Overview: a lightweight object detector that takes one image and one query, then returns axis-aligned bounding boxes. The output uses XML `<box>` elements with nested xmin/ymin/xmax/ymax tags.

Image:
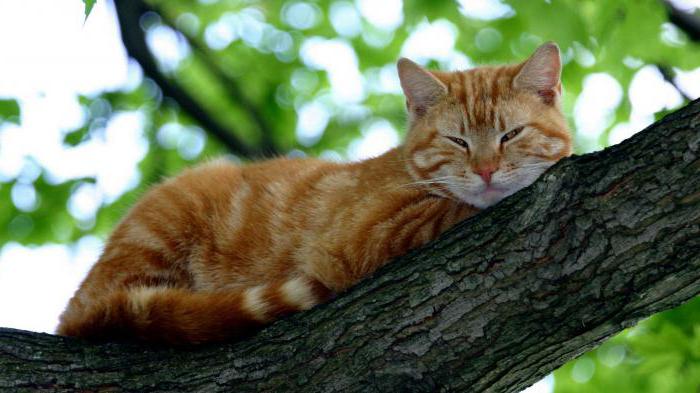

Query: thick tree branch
<box><xmin>1</xmin><ymin>100</ymin><xmax>699</xmax><ymax>392</ymax></box>
<box><xmin>113</xmin><ymin>0</ymin><xmax>272</xmax><ymax>159</ymax></box>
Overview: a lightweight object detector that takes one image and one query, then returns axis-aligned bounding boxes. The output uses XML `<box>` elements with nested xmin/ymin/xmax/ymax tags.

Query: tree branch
<box><xmin>1</xmin><ymin>99</ymin><xmax>699</xmax><ymax>392</ymax></box>
<box><xmin>113</xmin><ymin>0</ymin><xmax>270</xmax><ymax>159</ymax></box>
<box><xmin>659</xmin><ymin>1</ymin><xmax>700</xmax><ymax>101</ymax></box>
<box><xmin>664</xmin><ymin>0</ymin><xmax>700</xmax><ymax>41</ymax></box>
<box><xmin>656</xmin><ymin>64</ymin><xmax>693</xmax><ymax>102</ymax></box>
<box><xmin>146</xmin><ymin>1</ymin><xmax>280</xmax><ymax>154</ymax></box>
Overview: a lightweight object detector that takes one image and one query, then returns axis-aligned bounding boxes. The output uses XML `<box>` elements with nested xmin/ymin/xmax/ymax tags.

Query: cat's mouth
<box><xmin>461</xmin><ymin>184</ymin><xmax>512</xmax><ymax>209</ymax></box>
<box><xmin>482</xmin><ymin>185</ymin><xmax>507</xmax><ymax>195</ymax></box>
<box><xmin>447</xmin><ymin>181</ymin><xmax>513</xmax><ymax>209</ymax></box>
<box><xmin>480</xmin><ymin>184</ymin><xmax>512</xmax><ymax>201</ymax></box>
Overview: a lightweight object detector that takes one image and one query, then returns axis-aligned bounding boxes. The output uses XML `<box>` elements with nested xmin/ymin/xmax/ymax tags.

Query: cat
<box><xmin>57</xmin><ymin>42</ymin><xmax>571</xmax><ymax>345</ymax></box>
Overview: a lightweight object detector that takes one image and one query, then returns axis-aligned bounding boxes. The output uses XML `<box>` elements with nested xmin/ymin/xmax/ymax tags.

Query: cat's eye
<box><xmin>446</xmin><ymin>136</ymin><xmax>469</xmax><ymax>150</ymax></box>
<box><xmin>501</xmin><ymin>126</ymin><xmax>524</xmax><ymax>144</ymax></box>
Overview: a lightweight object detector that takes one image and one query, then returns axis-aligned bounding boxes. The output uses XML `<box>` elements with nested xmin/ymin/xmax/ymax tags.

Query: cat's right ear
<box><xmin>397</xmin><ymin>58</ymin><xmax>447</xmax><ymax>118</ymax></box>
<box><xmin>513</xmin><ymin>42</ymin><xmax>562</xmax><ymax>105</ymax></box>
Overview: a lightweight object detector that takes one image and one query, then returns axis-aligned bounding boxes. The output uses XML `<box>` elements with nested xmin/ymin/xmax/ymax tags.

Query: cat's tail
<box><xmin>57</xmin><ymin>276</ymin><xmax>333</xmax><ymax>345</ymax></box>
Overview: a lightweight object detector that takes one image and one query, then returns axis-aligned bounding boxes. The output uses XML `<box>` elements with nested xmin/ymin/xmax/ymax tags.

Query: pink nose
<box><xmin>474</xmin><ymin>166</ymin><xmax>497</xmax><ymax>185</ymax></box>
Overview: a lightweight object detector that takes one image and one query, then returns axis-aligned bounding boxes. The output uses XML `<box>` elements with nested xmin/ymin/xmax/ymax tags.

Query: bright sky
<box><xmin>0</xmin><ymin>0</ymin><xmax>135</xmax><ymax>333</ymax></box>
<box><xmin>0</xmin><ymin>1</ymin><xmax>698</xmax><ymax>391</ymax></box>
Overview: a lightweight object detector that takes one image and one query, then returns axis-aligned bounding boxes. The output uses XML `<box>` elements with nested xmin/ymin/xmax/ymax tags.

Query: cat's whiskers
<box><xmin>400</xmin><ymin>176</ymin><xmax>465</xmax><ymax>189</ymax></box>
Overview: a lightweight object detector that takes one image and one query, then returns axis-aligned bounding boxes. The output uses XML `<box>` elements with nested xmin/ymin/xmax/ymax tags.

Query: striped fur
<box><xmin>57</xmin><ymin>43</ymin><xmax>571</xmax><ymax>345</ymax></box>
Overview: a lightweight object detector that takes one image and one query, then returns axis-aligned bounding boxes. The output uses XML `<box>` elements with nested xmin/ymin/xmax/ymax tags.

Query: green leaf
<box><xmin>0</xmin><ymin>98</ymin><xmax>20</xmax><ymax>123</ymax></box>
<box><xmin>82</xmin><ymin>0</ymin><xmax>96</xmax><ymax>19</ymax></box>
<box><xmin>63</xmin><ymin>126</ymin><xmax>90</xmax><ymax>147</ymax></box>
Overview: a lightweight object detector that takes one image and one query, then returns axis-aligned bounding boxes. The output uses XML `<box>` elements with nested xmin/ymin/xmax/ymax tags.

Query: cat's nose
<box><xmin>474</xmin><ymin>165</ymin><xmax>498</xmax><ymax>185</ymax></box>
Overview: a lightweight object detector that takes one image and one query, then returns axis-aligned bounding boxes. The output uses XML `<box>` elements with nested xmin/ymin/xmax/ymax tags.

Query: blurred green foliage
<box><xmin>554</xmin><ymin>297</ymin><xmax>700</xmax><ymax>392</ymax></box>
<box><xmin>2</xmin><ymin>0</ymin><xmax>699</xmax><ymax>390</ymax></box>
<box><xmin>83</xmin><ymin>0</ymin><xmax>96</xmax><ymax>18</ymax></box>
<box><xmin>0</xmin><ymin>99</ymin><xmax>19</xmax><ymax>123</ymax></box>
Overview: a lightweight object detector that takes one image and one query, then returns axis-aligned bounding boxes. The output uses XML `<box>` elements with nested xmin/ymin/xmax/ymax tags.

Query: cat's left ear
<box><xmin>397</xmin><ymin>58</ymin><xmax>447</xmax><ymax>117</ymax></box>
<box><xmin>513</xmin><ymin>42</ymin><xmax>561</xmax><ymax>105</ymax></box>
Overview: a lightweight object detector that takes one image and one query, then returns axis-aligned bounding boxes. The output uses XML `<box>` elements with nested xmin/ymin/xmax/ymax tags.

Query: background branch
<box><xmin>664</xmin><ymin>0</ymin><xmax>700</xmax><ymax>41</ymax></box>
<box><xmin>660</xmin><ymin>1</ymin><xmax>700</xmax><ymax>102</ymax></box>
<box><xmin>113</xmin><ymin>1</ymin><xmax>273</xmax><ymax>159</ymax></box>
<box><xmin>1</xmin><ymin>98</ymin><xmax>698</xmax><ymax>392</ymax></box>
<box><xmin>656</xmin><ymin>64</ymin><xmax>693</xmax><ymax>101</ymax></box>
<box><xmin>145</xmin><ymin>0</ymin><xmax>280</xmax><ymax>155</ymax></box>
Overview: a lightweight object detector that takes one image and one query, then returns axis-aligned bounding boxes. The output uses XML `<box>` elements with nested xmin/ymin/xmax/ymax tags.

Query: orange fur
<box><xmin>57</xmin><ymin>43</ymin><xmax>571</xmax><ymax>345</ymax></box>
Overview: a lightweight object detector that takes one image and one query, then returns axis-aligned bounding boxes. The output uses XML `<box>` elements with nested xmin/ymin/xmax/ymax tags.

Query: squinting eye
<box><xmin>446</xmin><ymin>136</ymin><xmax>469</xmax><ymax>150</ymax></box>
<box><xmin>501</xmin><ymin>126</ymin><xmax>524</xmax><ymax>144</ymax></box>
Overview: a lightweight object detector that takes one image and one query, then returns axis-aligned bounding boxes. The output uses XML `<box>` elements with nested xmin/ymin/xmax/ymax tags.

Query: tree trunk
<box><xmin>1</xmin><ymin>100</ymin><xmax>699</xmax><ymax>393</ymax></box>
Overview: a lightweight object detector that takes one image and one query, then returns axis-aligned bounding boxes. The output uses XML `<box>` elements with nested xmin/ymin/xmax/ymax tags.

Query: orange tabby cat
<box><xmin>58</xmin><ymin>42</ymin><xmax>571</xmax><ymax>345</ymax></box>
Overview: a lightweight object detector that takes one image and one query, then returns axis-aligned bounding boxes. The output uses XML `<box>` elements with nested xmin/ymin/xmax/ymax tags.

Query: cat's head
<box><xmin>398</xmin><ymin>42</ymin><xmax>572</xmax><ymax>209</ymax></box>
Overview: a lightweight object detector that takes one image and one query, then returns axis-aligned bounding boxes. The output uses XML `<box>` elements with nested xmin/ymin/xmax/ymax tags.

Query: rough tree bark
<box><xmin>1</xmin><ymin>100</ymin><xmax>699</xmax><ymax>392</ymax></box>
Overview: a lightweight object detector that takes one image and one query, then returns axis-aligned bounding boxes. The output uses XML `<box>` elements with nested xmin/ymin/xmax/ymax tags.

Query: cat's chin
<box><xmin>457</xmin><ymin>186</ymin><xmax>513</xmax><ymax>209</ymax></box>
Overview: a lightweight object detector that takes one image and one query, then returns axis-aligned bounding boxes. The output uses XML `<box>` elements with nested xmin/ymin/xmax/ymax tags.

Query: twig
<box><xmin>658</xmin><ymin>1</ymin><xmax>700</xmax><ymax>101</ymax></box>
<box><xmin>656</xmin><ymin>64</ymin><xmax>693</xmax><ymax>101</ymax></box>
<box><xmin>664</xmin><ymin>0</ymin><xmax>700</xmax><ymax>41</ymax></box>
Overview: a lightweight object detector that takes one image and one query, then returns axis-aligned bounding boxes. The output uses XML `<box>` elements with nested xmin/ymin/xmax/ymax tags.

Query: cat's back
<box><xmin>155</xmin><ymin>156</ymin><xmax>326</xmax><ymax>200</ymax></box>
<box><xmin>107</xmin><ymin>157</ymin><xmax>332</xmax><ymax>259</ymax></box>
<box><xmin>123</xmin><ymin>156</ymin><xmax>330</xmax><ymax>228</ymax></box>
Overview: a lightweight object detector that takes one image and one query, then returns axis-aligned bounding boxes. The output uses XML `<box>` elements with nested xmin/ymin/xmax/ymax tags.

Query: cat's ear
<box><xmin>513</xmin><ymin>42</ymin><xmax>561</xmax><ymax>105</ymax></box>
<box><xmin>397</xmin><ymin>58</ymin><xmax>447</xmax><ymax>117</ymax></box>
